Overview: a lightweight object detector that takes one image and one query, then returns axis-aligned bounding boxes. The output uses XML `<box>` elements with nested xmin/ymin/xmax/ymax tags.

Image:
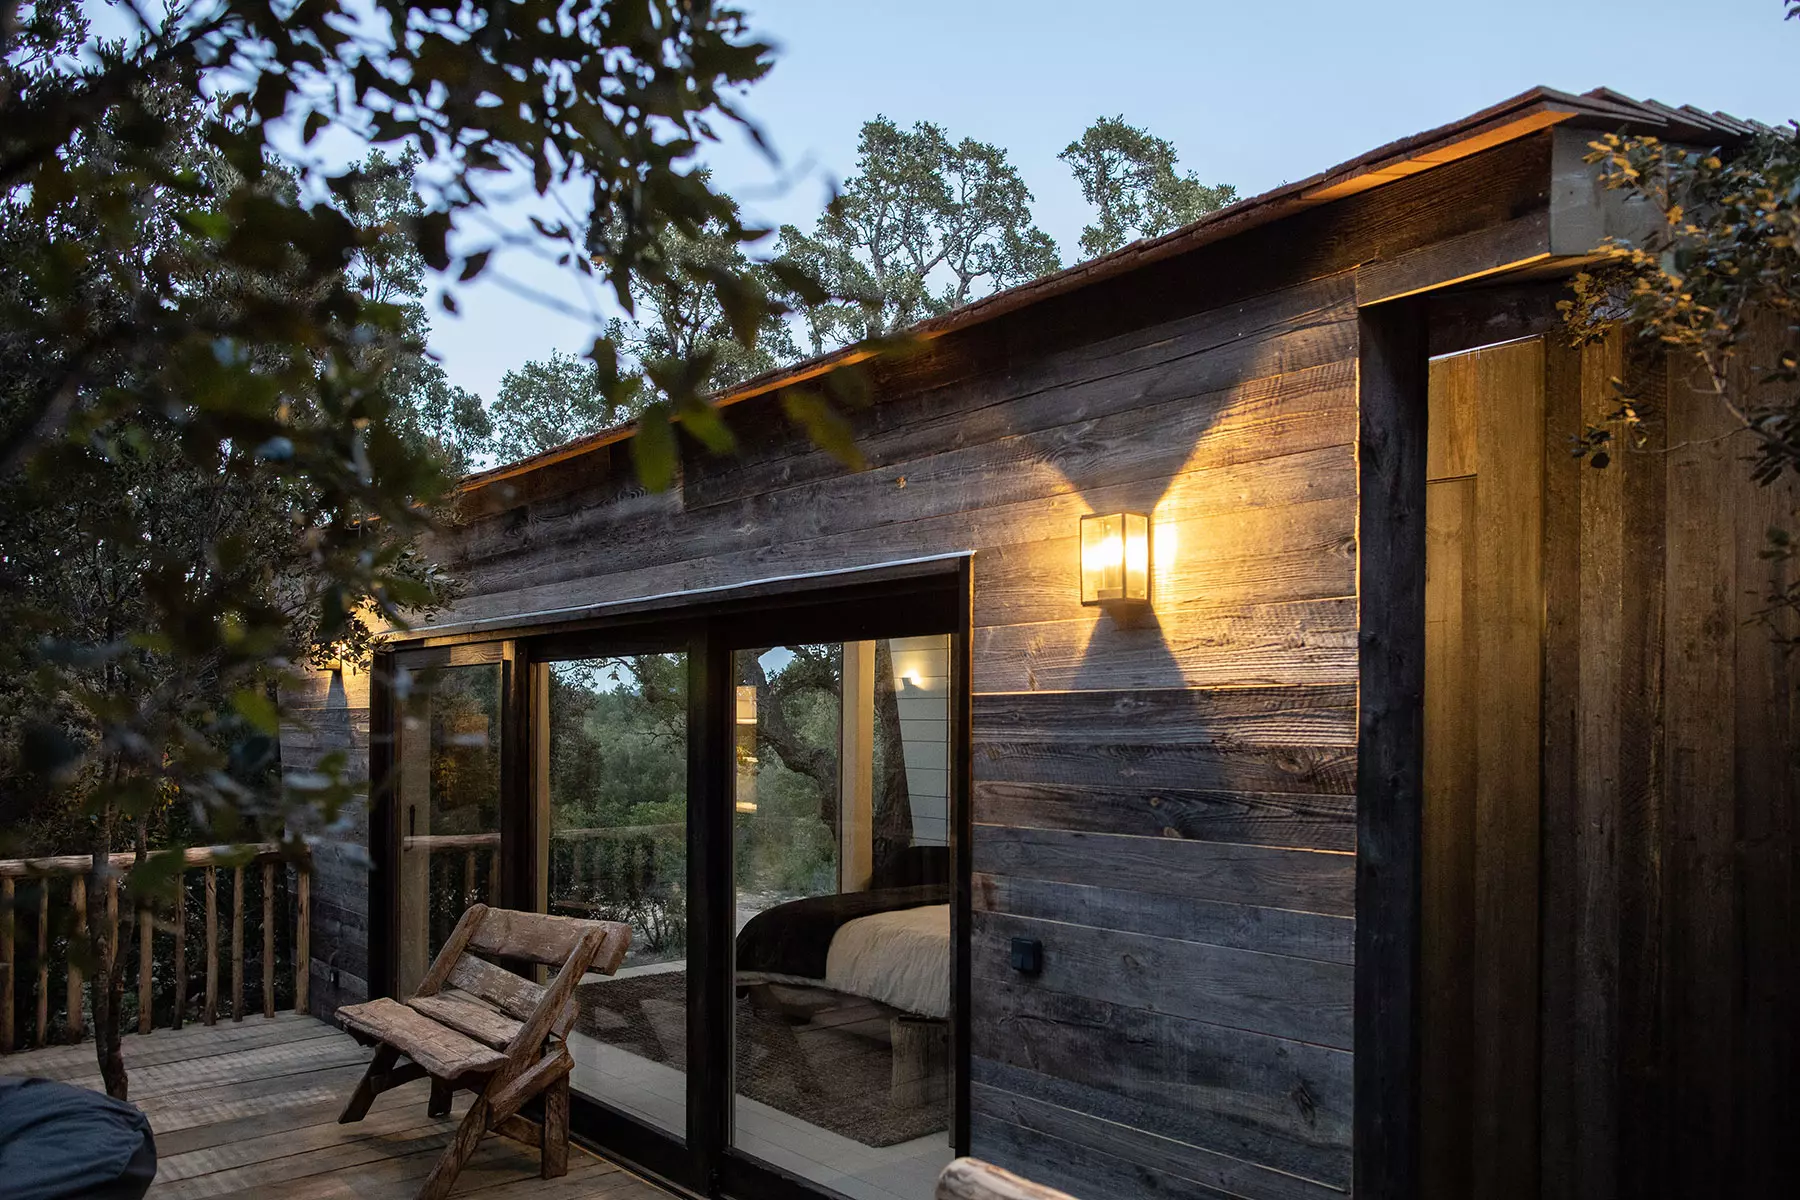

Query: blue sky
<box><xmin>431</xmin><ymin>0</ymin><xmax>1798</xmax><ymax>403</ymax></box>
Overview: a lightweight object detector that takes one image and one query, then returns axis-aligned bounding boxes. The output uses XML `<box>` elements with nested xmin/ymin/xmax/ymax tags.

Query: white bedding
<box><xmin>824</xmin><ymin>903</ymin><xmax>950</xmax><ymax>1019</ymax></box>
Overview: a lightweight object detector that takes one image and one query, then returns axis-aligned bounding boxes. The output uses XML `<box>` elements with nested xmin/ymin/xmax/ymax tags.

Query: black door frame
<box><xmin>367</xmin><ymin>559</ymin><xmax>974</xmax><ymax>1199</ymax></box>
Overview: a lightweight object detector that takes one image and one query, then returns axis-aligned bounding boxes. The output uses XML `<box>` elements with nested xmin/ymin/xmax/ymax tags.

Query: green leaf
<box><xmin>231</xmin><ymin>688</ymin><xmax>281</xmax><ymax>736</ymax></box>
<box><xmin>781</xmin><ymin>390</ymin><xmax>865</xmax><ymax>470</ymax></box>
<box><xmin>630</xmin><ymin>403</ymin><xmax>679</xmax><ymax>491</ymax></box>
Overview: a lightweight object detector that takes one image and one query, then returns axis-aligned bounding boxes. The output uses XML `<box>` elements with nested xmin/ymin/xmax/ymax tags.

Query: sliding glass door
<box><xmin>540</xmin><ymin>651</ymin><xmax>691</xmax><ymax>1141</ymax></box>
<box><xmin>730</xmin><ymin>637</ymin><xmax>955</xmax><ymax>1200</ymax></box>
<box><xmin>393</xmin><ymin>658</ymin><xmax>504</xmax><ymax>998</ymax></box>
<box><xmin>381</xmin><ymin>574</ymin><xmax>967</xmax><ymax>1200</ymax></box>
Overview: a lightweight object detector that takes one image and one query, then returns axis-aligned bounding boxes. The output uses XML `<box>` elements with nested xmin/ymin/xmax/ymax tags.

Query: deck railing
<box><xmin>0</xmin><ymin>844</ymin><xmax>311</xmax><ymax>1054</ymax></box>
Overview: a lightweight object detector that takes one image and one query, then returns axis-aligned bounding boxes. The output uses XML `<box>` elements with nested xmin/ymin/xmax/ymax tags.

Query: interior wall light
<box><xmin>1080</xmin><ymin>512</ymin><xmax>1151</xmax><ymax>609</ymax></box>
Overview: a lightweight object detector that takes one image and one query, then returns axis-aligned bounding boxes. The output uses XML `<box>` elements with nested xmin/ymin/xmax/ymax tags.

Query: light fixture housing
<box><xmin>1080</xmin><ymin>512</ymin><xmax>1151</xmax><ymax>608</ymax></box>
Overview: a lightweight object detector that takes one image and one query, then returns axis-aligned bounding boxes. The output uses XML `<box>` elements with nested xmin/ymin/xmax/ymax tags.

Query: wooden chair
<box><xmin>334</xmin><ymin>903</ymin><xmax>630</xmax><ymax>1200</ymax></box>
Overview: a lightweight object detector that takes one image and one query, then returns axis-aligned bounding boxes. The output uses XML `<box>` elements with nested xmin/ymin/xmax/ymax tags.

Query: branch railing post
<box><xmin>0</xmin><ymin>844</ymin><xmax>311</xmax><ymax>1054</ymax></box>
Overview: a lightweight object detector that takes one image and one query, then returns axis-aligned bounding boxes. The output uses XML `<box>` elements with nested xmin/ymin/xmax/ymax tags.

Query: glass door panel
<box><xmin>395</xmin><ymin>661</ymin><xmax>503</xmax><ymax>999</ymax></box>
<box><xmin>731</xmin><ymin>638</ymin><xmax>954</xmax><ymax>1200</ymax></box>
<box><xmin>544</xmin><ymin>654</ymin><xmax>689</xmax><ymax>1140</ymax></box>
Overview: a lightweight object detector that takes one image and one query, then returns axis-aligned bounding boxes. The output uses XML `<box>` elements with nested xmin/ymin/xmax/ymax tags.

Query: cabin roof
<box><xmin>460</xmin><ymin>86</ymin><xmax>1764</xmax><ymax>499</ymax></box>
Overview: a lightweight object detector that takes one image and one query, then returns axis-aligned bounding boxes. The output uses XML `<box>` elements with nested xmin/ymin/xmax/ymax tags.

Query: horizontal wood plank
<box><xmin>974</xmin><ymin>825</ymin><xmax>1355</xmax><ymax>916</ymax></box>
<box><xmin>974</xmin><ymin>780</ymin><xmax>1355</xmax><ymax>851</ymax></box>
<box><xmin>973</xmin><ymin>910</ymin><xmax>1354</xmax><ymax>1048</ymax></box>
<box><xmin>975</xmin><ymin>873</ymin><xmax>1355</xmax><ymax>964</ymax></box>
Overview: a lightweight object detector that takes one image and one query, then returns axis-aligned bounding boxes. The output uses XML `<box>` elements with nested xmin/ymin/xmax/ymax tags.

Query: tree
<box><xmin>488</xmin><ymin>350</ymin><xmax>630</xmax><ymax>464</ymax></box>
<box><xmin>341</xmin><ymin>146</ymin><xmax>491</xmax><ymax>474</ymax></box>
<box><xmin>1061</xmin><ymin>115</ymin><xmax>1237</xmax><ymax>259</ymax></box>
<box><xmin>1</xmin><ymin>0</ymin><xmax>822</xmax><ymax>1097</ymax></box>
<box><xmin>778</xmin><ymin>116</ymin><xmax>1060</xmax><ymax>352</ymax></box>
<box><xmin>584</xmin><ymin>178</ymin><xmax>803</xmax><ymax>475</ymax></box>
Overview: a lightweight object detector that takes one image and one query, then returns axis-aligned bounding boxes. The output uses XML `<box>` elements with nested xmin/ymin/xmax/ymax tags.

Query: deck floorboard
<box><xmin>3</xmin><ymin>1013</ymin><xmax>675</xmax><ymax>1200</ymax></box>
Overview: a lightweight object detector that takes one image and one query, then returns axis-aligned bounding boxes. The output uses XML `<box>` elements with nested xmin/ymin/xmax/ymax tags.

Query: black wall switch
<box><xmin>1010</xmin><ymin>936</ymin><xmax>1043</xmax><ymax>975</ymax></box>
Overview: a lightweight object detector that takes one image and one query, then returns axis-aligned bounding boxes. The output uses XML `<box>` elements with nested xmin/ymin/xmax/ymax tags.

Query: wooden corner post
<box><xmin>1355</xmin><ymin>298</ymin><xmax>1428</xmax><ymax>1200</ymax></box>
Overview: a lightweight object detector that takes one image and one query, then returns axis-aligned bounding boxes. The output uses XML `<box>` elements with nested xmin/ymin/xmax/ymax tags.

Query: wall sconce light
<box><xmin>1080</xmin><ymin>512</ymin><xmax>1151</xmax><ymax>609</ymax></box>
<box><xmin>736</xmin><ymin>686</ymin><xmax>758</xmax><ymax>725</ymax></box>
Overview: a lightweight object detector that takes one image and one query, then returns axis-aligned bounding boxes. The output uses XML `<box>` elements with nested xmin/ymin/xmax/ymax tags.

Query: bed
<box><xmin>734</xmin><ymin>877</ymin><xmax>951</xmax><ymax>1109</ymax></box>
<box><xmin>732</xmin><ymin>846</ymin><xmax>952</xmax><ymax>1019</ymax></box>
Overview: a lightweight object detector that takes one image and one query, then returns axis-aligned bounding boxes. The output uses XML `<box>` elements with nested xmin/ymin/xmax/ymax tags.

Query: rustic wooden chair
<box><xmin>334</xmin><ymin>903</ymin><xmax>630</xmax><ymax>1200</ymax></box>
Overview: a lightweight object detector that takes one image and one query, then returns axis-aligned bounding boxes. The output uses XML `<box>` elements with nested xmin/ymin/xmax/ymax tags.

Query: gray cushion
<box><xmin>0</xmin><ymin>1076</ymin><xmax>156</xmax><ymax>1199</ymax></box>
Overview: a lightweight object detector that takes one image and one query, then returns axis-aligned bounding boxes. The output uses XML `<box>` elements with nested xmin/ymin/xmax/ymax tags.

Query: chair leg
<box><xmin>417</xmin><ymin>1094</ymin><xmax>489</xmax><ymax>1200</ymax></box>
<box><xmin>542</xmin><ymin>1074</ymin><xmax>570</xmax><ymax>1179</ymax></box>
<box><xmin>428</xmin><ymin>1078</ymin><xmax>453</xmax><ymax>1118</ymax></box>
<box><xmin>339</xmin><ymin>1045</ymin><xmax>399</xmax><ymax>1124</ymax></box>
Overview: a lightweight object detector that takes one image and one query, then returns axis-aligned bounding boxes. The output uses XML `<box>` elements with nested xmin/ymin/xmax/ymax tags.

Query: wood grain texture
<box><xmin>972</xmin><ymin>780</ymin><xmax>1354</xmax><ymax>852</ymax></box>
<box><xmin>971</xmin><ymin>986</ymin><xmax>1351</xmax><ymax>1186</ymax></box>
<box><xmin>974</xmin><ymin>873</ymin><xmax>1354</xmax><ymax>965</ymax></box>
<box><xmin>973</xmin><ymin>825</ymin><xmax>1354</xmax><ymax>917</ymax></box>
<box><xmin>1470</xmin><ymin>337</ymin><xmax>1544</xmax><ymax>1200</ymax></box>
<box><xmin>973</xmin><ymin>1085</ymin><xmax>1344</xmax><ymax>1200</ymax></box>
<box><xmin>1353</xmin><ymin>299</ymin><xmax>1427</xmax><ymax>1200</ymax></box>
<box><xmin>1420</xmin><ymin>473</ymin><xmax>1475</xmax><ymax>1200</ymax></box>
<box><xmin>973</xmin><ymin>910</ymin><xmax>1353</xmax><ymax>1049</ymax></box>
<box><xmin>937</xmin><ymin>1156</ymin><xmax>1079</xmax><ymax>1200</ymax></box>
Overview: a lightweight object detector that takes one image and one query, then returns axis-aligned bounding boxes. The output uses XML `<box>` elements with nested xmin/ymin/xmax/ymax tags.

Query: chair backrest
<box><xmin>413</xmin><ymin>905</ymin><xmax>631</xmax><ymax>1053</ymax></box>
<box><xmin>468</xmin><ymin>907</ymin><xmax>625</xmax><ymax>969</ymax></box>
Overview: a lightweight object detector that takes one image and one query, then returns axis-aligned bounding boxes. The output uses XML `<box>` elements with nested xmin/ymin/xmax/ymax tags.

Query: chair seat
<box><xmin>338</xmin><ymin>997</ymin><xmax>507</xmax><ymax>1079</ymax></box>
<box><xmin>408</xmin><ymin>990</ymin><xmax>524</xmax><ymax>1050</ymax></box>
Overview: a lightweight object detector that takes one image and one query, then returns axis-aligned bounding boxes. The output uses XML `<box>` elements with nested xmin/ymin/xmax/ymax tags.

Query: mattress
<box><xmin>824</xmin><ymin>903</ymin><xmax>950</xmax><ymax>1019</ymax></box>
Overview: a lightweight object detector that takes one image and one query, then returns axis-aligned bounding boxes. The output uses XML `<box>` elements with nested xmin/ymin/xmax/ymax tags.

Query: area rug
<box><xmin>574</xmin><ymin>971</ymin><xmax>947</xmax><ymax>1148</ymax></box>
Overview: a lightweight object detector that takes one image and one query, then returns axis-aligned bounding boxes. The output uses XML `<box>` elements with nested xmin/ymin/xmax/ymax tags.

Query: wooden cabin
<box><xmin>281</xmin><ymin>88</ymin><xmax>1797</xmax><ymax>1200</ymax></box>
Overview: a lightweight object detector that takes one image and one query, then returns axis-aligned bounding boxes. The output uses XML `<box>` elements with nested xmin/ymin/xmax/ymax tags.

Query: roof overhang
<box><xmin>458</xmin><ymin>87</ymin><xmax>1764</xmax><ymax>501</ymax></box>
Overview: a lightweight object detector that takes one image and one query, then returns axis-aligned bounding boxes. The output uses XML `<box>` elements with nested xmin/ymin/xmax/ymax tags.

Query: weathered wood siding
<box><xmin>1536</xmin><ymin>321</ymin><xmax>1800</xmax><ymax>1199</ymax></box>
<box><xmin>278</xmin><ymin>668</ymin><xmax>372</xmax><ymax>1018</ymax></box>
<box><xmin>452</xmin><ymin>268</ymin><xmax>1371</xmax><ymax>1199</ymax></box>
<box><xmin>286</xmin><ymin>132</ymin><xmax>1561</xmax><ymax>1199</ymax></box>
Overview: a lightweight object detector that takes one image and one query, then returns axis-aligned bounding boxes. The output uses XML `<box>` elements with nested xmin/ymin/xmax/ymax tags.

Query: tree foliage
<box><xmin>0</xmin><ymin>0</ymin><xmax>819</xmax><ymax>1096</ymax></box>
<box><xmin>1562</xmin><ymin>119</ymin><xmax>1800</xmax><ymax>636</ymax></box>
<box><xmin>778</xmin><ymin>116</ymin><xmax>1060</xmax><ymax>351</ymax></box>
<box><xmin>487</xmin><ymin>350</ymin><xmax>625</xmax><ymax>465</ymax></box>
<box><xmin>1060</xmin><ymin>115</ymin><xmax>1237</xmax><ymax>259</ymax></box>
<box><xmin>341</xmin><ymin>146</ymin><xmax>492</xmax><ymax>474</ymax></box>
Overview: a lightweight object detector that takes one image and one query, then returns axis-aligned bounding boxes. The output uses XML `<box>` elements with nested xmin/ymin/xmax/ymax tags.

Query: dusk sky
<box><xmin>430</xmin><ymin>0</ymin><xmax>1797</xmax><ymax>407</ymax></box>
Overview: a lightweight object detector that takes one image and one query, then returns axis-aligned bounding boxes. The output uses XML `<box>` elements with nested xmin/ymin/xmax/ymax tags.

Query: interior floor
<box><xmin>568</xmin><ymin>1030</ymin><xmax>952</xmax><ymax>1200</ymax></box>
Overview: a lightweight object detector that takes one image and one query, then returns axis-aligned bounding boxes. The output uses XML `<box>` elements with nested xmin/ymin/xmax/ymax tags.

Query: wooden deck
<box><xmin>2</xmin><ymin>1013</ymin><xmax>675</xmax><ymax>1200</ymax></box>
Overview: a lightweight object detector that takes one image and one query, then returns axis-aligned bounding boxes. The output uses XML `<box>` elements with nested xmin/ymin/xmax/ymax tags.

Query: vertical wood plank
<box><xmin>1725</xmin><ymin>319</ymin><xmax>1796</xmax><ymax>1196</ymax></box>
<box><xmin>487</xmin><ymin>847</ymin><xmax>501</xmax><ymax>906</ymax></box>
<box><xmin>262</xmin><ymin>861</ymin><xmax>275</xmax><ymax>1019</ymax></box>
<box><xmin>295</xmin><ymin>867</ymin><xmax>310</xmax><ymax>1015</ymax></box>
<box><xmin>1470</xmin><ymin>338</ymin><xmax>1544</xmax><ymax>1200</ymax></box>
<box><xmin>231</xmin><ymin>864</ymin><xmax>245</xmax><ymax>1021</ymax></box>
<box><xmin>1537</xmin><ymin>337</ymin><xmax>1584</xmax><ymax>1200</ymax></box>
<box><xmin>464</xmin><ymin>849</ymin><xmax>476</xmax><ymax>912</ymax></box>
<box><xmin>1420</xmin><ymin>469</ymin><xmax>1477</xmax><ymax>1200</ymax></box>
<box><xmin>1568</xmin><ymin>332</ymin><xmax>1627</xmax><ymax>1200</ymax></box>
<box><xmin>137</xmin><ymin>901</ymin><xmax>153</xmax><ymax>1035</ymax></box>
<box><xmin>171</xmin><ymin>872</ymin><xmax>187</xmax><ymax>1031</ymax></box>
<box><xmin>1663</xmin><ymin>351</ymin><xmax>1739</xmax><ymax>1197</ymax></box>
<box><xmin>203</xmin><ymin>865</ymin><xmax>217</xmax><ymax>1026</ymax></box>
<box><xmin>1354</xmin><ymin>300</ymin><xmax>1428</xmax><ymax>1200</ymax></box>
<box><xmin>35</xmin><ymin>882</ymin><xmax>47</xmax><ymax>1047</ymax></box>
<box><xmin>67</xmin><ymin>875</ymin><xmax>85</xmax><ymax>1042</ymax></box>
<box><xmin>1</xmin><ymin>877</ymin><xmax>14</xmax><ymax>1052</ymax></box>
<box><xmin>1610</xmin><ymin>338</ymin><xmax>1668</xmax><ymax>1200</ymax></box>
